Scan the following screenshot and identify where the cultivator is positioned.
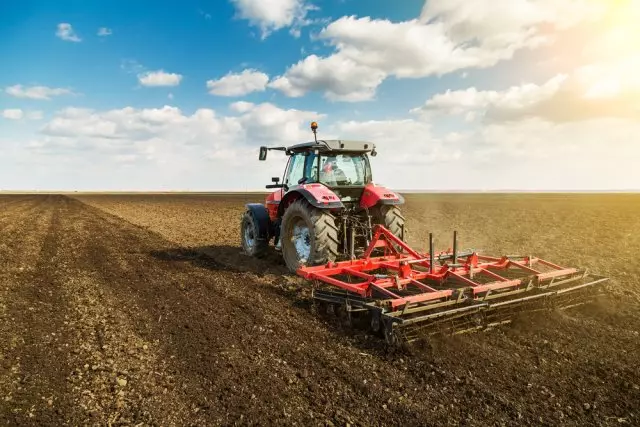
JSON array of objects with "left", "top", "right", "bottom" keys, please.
[{"left": 298, "top": 225, "right": 609, "bottom": 347}]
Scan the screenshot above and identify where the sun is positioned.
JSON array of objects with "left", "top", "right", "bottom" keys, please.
[{"left": 578, "top": 0, "right": 640, "bottom": 98}]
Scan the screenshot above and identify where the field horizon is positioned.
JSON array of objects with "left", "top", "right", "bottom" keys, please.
[{"left": 1, "top": 189, "right": 640, "bottom": 195}]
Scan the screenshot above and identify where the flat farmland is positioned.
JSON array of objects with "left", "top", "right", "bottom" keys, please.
[{"left": 1, "top": 193, "right": 639, "bottom": 426}]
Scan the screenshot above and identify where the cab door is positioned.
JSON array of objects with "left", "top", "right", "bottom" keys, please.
[{"left": 284, "top": 152, "right": 306, "bottom": 188}]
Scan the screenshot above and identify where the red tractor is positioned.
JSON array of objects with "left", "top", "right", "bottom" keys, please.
[
  {"left": 241, "top": 122, "right": 406, "bottom": 273},
  {"left": 240, "top": 123, "right": 608, "bottom": 345}
]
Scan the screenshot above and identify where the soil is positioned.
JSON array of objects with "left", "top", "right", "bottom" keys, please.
[{"left": 1, "top": 193, "right": 639, "bottom": 426}]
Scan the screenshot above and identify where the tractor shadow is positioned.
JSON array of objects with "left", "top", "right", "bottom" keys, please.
[
  {"left": 148, "top": 245, "right": 402, "bottom": 355},
  {"left": 149, "top": 244, "right": 289, "bottom": 276},
  {"left": 149, "top": 244, "right": 312, "bottom": 308}
]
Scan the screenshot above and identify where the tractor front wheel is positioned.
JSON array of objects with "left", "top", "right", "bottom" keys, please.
[
  {"left": 280, "top": 199, "right": 339, "bottom": 273},
  {"left": 240, "top": 210, "right": 269, "bottom": 258}
]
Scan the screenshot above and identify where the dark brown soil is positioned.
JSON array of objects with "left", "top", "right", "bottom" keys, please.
[{"left": 1, "top": 193, "right": 639, "bottom": 426}]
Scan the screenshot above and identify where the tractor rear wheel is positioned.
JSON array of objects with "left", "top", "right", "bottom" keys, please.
[
  {"left": 280, "top": 199, "right": 339, "bottom": 273},
  {"left": 371, "top": 205, "right": 406, "bottom": 241},
  {"left": 240, "top": 210, "right": 269, "bottom": 258}
]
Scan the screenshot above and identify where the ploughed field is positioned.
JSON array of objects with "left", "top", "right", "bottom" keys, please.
[{"left": 1, "top": 193, "right": 639, "bottom": 426}]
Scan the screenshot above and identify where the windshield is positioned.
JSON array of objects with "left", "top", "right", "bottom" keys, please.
[{"left": 305, "top": 153, "right": 371, "bottom": 186}]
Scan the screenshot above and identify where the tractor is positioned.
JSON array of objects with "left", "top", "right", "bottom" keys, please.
[
  {"left": 239, "top": 123, "right": 609, "bottom": 346},
  {"left": 240, "top": 122, "right": 405, "bottom": 273}
]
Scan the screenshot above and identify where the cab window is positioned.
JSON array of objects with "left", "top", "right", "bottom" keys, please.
[{"left": 285, "top": 153, "right": 306, "bottom": 186}]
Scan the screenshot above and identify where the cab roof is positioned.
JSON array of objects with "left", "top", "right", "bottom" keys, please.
[{"left": 286, "top": 139, "right": 375, "bottom": 154}]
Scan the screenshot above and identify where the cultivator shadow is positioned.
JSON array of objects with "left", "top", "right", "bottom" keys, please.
[{"left": 297, "top": 225, "right": 609, "bottom": 347}]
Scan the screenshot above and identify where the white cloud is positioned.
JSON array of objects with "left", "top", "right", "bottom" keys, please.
[
  {"left": 5, "top": 98, "right": 640, "bottom": 190},
  {"left": 229, "top": 101, "right": 255, "bottom": 113},
  {"left": 418, "top": 0, "right": 603, "bottom": 43},
  {"left": 206, "top": 69, "right": 269, "bottom": 96},
  {"left": 56, "top": 23, "right": 81, "bottom": 42},
  {"left": 5, "top": 84, "right": 75, "bottom": 100},
  {"left": 97, "top": 27, "right": 112, "bottom": 36},
  {"left": 16, "top": 102, "right": 325, "bottom": 190},
  {"left": 138, "top": 70, "right": 183, "bottom": 87},
  {"left": 414, "top": 74, "right": 567, "bottom": 116},
  {"left": 271, "top": 0, "right": 608, "bottom": 101},
  {"left": 413, "top": 59, "right": 640, "bottom": 123},
  {"left": 269, "top": 55, "right": 386, "bottom": 101},
  {"left": 2, "top": 109, "right": 43, "bottom": 121},
  {"left": 230, "top": 0, "right": 314, "bottom": 39},
  {"left": 36, "top": 103, "right": 322, "bottom": 155},
  {"left": 2, "top": 109, "right": 24, "bottom": 120}
]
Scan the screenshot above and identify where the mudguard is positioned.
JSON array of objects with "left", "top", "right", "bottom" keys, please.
[
  {"left": 245, "top": 203, "right": 272, "bottom": 240},
  {"left": 277, "top": 183, "right": 344, "bottom": 216},
  {"left": 359, "top": 182, "right": 404, "bottom": 209}
]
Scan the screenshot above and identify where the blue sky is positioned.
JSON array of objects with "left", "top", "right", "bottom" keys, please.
[{"left": 1, "top": 0, "right": 639, "bottom": 191}]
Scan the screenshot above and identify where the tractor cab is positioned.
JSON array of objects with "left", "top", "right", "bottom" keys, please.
[{"left": 258, "top": 122, "right": 379, "bottom": 208}]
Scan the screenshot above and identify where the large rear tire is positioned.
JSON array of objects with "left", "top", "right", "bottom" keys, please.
[
  {"left": 280, "top": 199, "right": 339, "bottom": 273},
  {"left": 371, "top": 205, "right": 406, "bottom": 241},
  {"left": 240, "top": 210, "right": 269, "bottom": 258}
]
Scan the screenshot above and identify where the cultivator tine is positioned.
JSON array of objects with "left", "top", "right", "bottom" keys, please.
[{"left": 299, "top": 226, "right": 610, "bottom": 348}]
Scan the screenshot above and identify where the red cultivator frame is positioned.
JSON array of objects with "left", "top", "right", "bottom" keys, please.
[{"left": 297, "top": 225, "right": 609, "bottom": 346}]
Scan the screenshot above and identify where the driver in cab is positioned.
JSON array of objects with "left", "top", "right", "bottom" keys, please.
[{"left": 319, "top": 156, "right": 348, "bottom": 186}]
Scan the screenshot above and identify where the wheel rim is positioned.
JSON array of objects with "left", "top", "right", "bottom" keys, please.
[
  {"left": 243, "top": 219, "right": 255, "bottom": 250},
  {"left": 290, "top": 218, "right": 311, "bottom": 263}
]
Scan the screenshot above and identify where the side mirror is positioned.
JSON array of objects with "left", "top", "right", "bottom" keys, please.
[
  {"left": 371, "top": 148, "right": 377, "bottom": 157},
  {"left": 259, "top": 146, "right": 268, "bottom": 161},
  {"left": 271, "top": 177, "right": 280, "bottom": 183}
]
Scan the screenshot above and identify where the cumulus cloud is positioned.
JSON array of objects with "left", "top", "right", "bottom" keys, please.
[
  {"left": 229, "top": 101, "right": 255, "bottom": 113},
  {"left": 56, "top": 23, "right": 81, "bottom": 42},
  {"left": 97, "top": 27, "right": 112, "bottom": 36},
  {"left": 418, "top": 0, "right": 603, "bottom": 42},
  {"left": 230, "top": 0, "right": 315, "bottom": 38},
  {"left": 36, "top": 103, "right": 322, "bottom": 155},
  {"left": 138, "top": 70, "right": 183, "bottom": 87},
  {"left": 5, "top": 84, "right": 75, "bottom": 100},
  {"left": 2, "top": 109, "right": 43, "bottom": 121},
  {"left": 18, "top": 102, "right": 328, "bottom": 189},
  {"left": 413, "top": 58, "right": 640, "bottom": 123},
  {"left": 271, "top": 0, "right": 607, "bottom": 101},
  {"left": 2, "top": 109, "right": 24, "bottom": 120},
  {"left": 269, "top": 55, "right": 386, "bottom": 102},
  {"left": 8, "top": 97, "right": 640, "bottom": 190},
  {"left": 413, "top": 75, "right": 568, "bottom": 117},
  {"left": 206, "top": 69, "right": 269, "bottom": 96}
]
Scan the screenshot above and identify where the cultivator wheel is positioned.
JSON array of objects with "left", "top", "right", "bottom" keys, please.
[{"left": 300, "top": 225, "right": 610, "bottom": 348}]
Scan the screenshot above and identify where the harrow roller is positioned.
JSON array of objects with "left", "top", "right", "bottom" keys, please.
[{"left": 297, "top": 225, "right": 609, "bottom": 347}]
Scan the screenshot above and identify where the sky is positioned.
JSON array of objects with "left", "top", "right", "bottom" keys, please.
[{"left": 0, "top": 0, "right": 639, "bottom": 191}]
